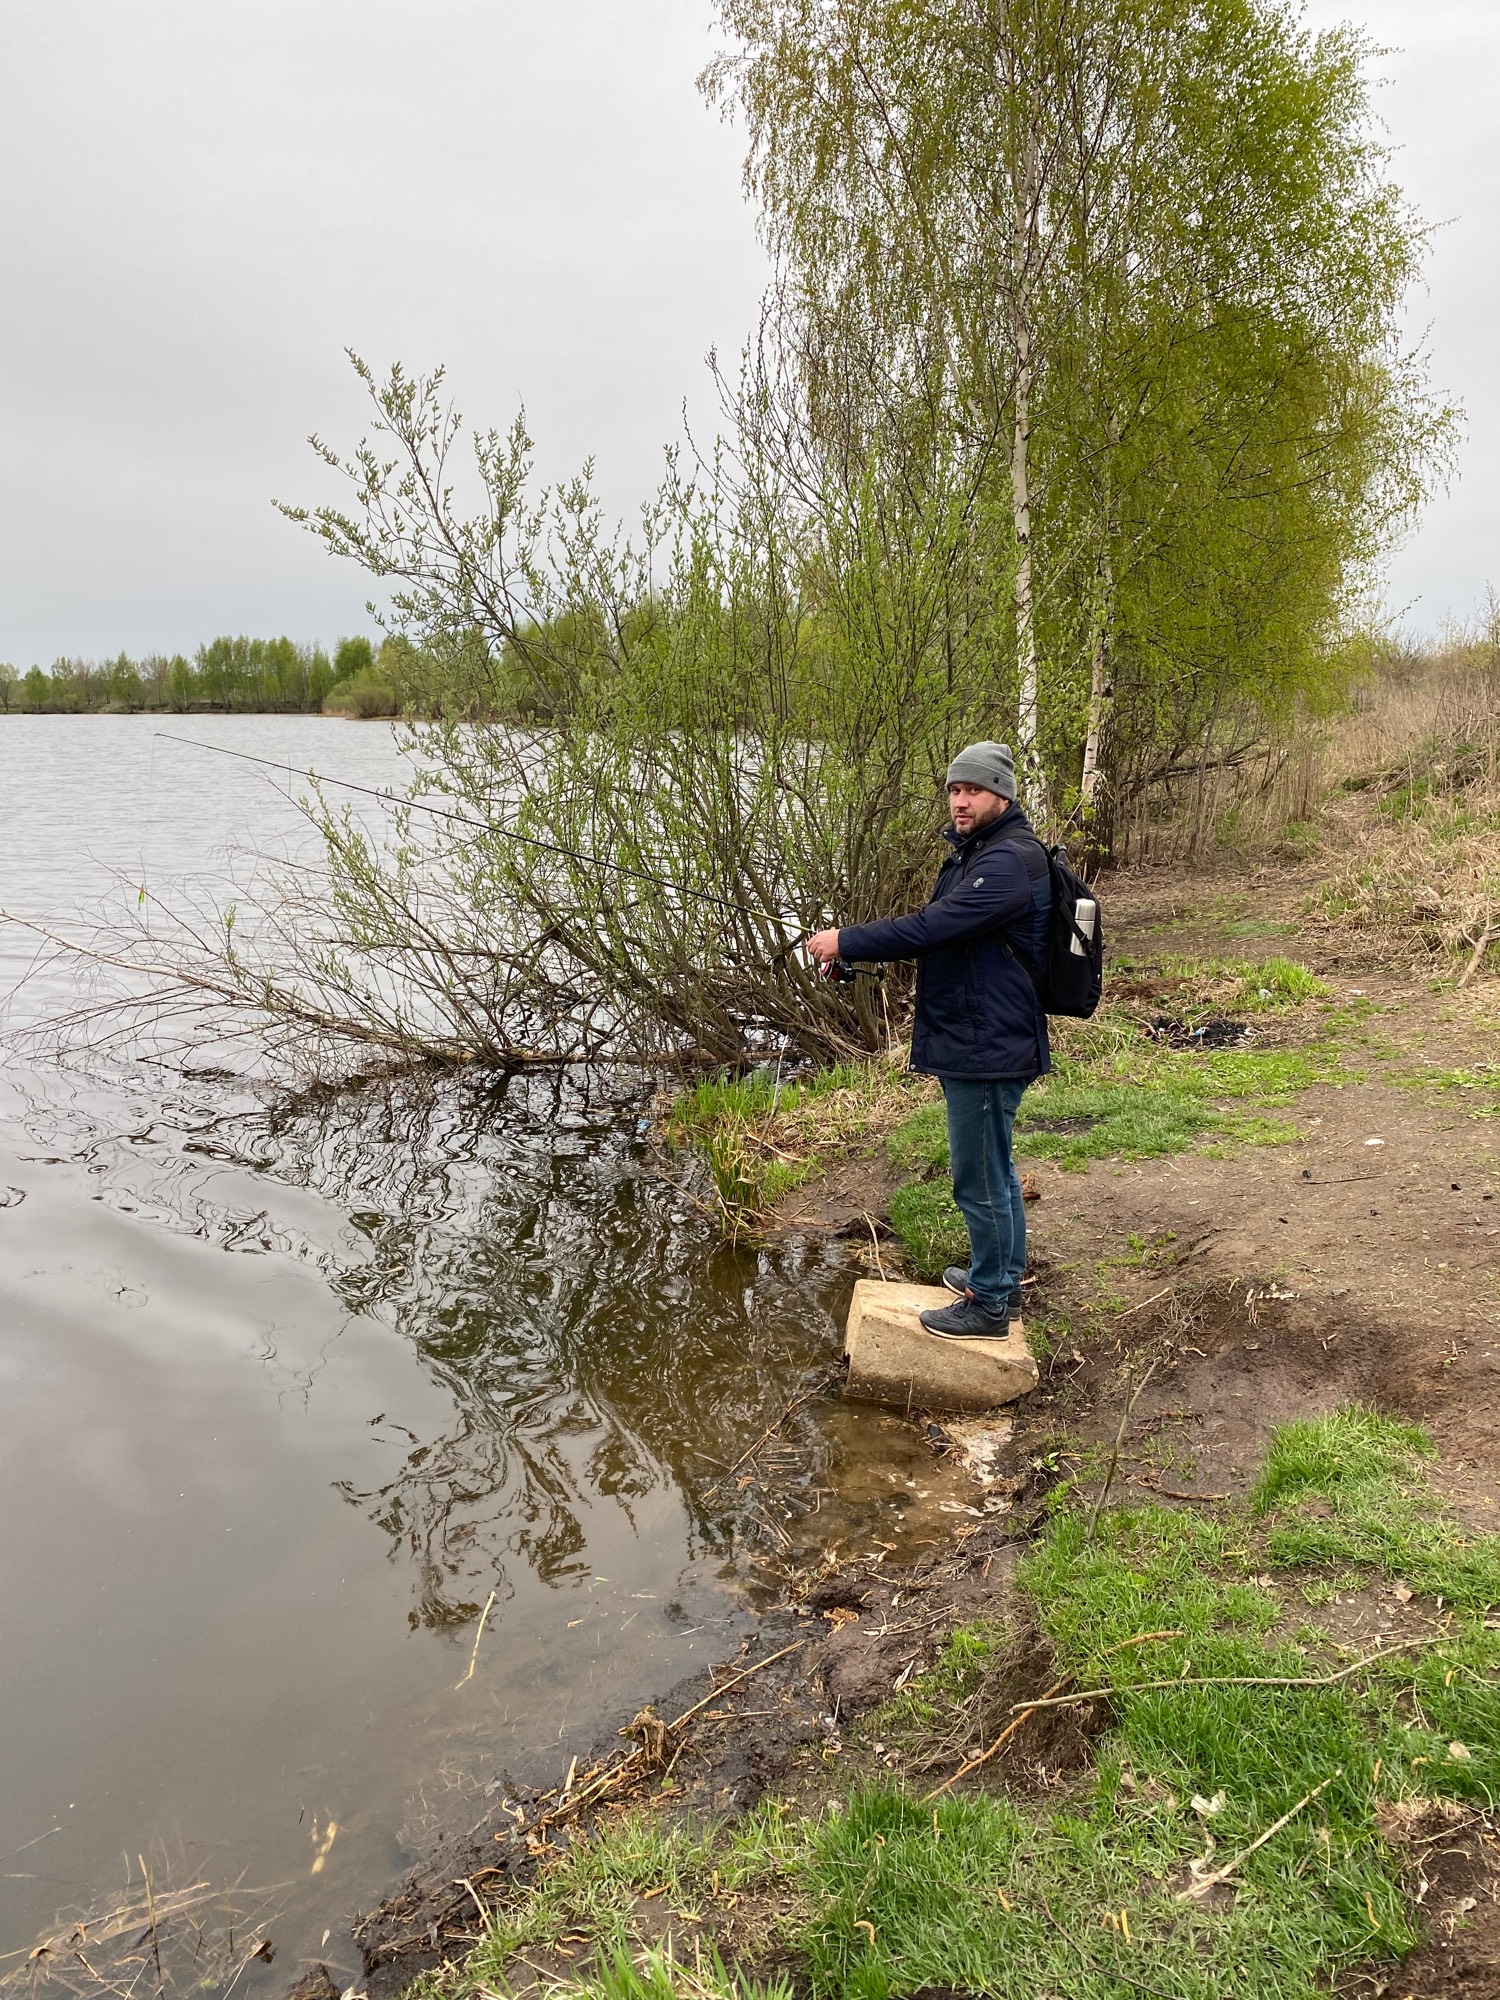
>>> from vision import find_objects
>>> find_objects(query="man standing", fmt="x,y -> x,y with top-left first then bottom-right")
805,742 -> 1050,1339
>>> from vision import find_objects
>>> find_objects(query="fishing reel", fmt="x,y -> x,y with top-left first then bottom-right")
818,957 -> 886,984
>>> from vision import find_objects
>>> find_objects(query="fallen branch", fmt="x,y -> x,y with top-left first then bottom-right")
925,1629 -> 1184,1800
1086,1358 -> 1159,1544
666,1639 -> 806,1731
1458,914 -> 1499,990
1009,1635 -> 1451,1715
455,1588 -> 498,1688
0,909 -> 482,1064
0,878 -> 616,1072
923,1672 -> 1071,1798
862,1212 -> 889,1282
1178,1769 -> 1340,1901
1113,1288 -> 1173,1322
1130,1478 -> 1230,1503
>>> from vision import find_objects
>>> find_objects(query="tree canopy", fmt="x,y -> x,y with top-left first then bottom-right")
121,0 -> 1454,1072
707,0 -> 1454,833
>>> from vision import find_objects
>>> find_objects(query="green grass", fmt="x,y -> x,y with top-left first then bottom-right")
1398,1061 -> 1500,1119
1137,897 -> 1302,941
1204,894 -> 1304,940
885,1098 -> 949,1174
414,1804 -> 807,2000
1237,956 -> 1329,1008
1017,1038 -> 1333,1170
1142,951 -> 1329,1009
445,1815 -> 723,1967
668,1062 -> 889,1223
1104,1229 -> 1179,1270
538,1946 -> 793,2000
885,1023 -> 1339,1188
792,1771 -> 1410,2000
881,1003 -> 1340,1271
885,1179 -> 968,1280
1254,1405 -> 1500,1618
805,1411 -> 1495,1999
428,1409 -> 1499,2000
669,1063 -> 867,1135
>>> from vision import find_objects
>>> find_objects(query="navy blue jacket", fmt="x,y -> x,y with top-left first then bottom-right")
838,806 -> 1051,1081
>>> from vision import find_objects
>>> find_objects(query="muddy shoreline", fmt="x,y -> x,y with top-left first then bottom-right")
339,1481 -> 1049,2000
331,1252 -> 1500,2000
304,860 -> 1500,2000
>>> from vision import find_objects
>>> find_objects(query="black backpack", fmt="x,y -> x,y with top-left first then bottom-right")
1017,839 -> 1105,1018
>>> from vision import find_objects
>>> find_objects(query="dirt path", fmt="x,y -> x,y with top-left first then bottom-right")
1019,875 -> 1499,1504
798,869 -> 1500,1993
788,865 -> 1500,1521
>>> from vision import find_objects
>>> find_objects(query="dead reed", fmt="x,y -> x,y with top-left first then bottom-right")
1120,625 -> 1500,982
1,1852 -> 285,2000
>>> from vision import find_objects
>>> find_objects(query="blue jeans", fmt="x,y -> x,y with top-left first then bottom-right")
941,1077 -> 1029,1315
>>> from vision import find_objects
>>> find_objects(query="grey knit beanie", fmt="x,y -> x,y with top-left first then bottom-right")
945,741 -> 1017,801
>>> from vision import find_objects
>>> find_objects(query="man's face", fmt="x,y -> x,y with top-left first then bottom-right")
947,782 -> 1007,837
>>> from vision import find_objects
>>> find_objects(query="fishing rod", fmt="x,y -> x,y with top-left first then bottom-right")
152,731 -> 885,980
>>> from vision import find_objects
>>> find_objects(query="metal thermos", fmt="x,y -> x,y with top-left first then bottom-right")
1071,898 -> 1097,955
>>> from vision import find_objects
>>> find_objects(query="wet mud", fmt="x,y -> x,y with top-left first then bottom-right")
333,1258 -> 1500,2000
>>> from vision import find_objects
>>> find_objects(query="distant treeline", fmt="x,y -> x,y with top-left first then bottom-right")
0,635 -> 385,715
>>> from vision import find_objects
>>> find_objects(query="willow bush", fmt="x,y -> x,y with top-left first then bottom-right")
275,358 -> 1009,1066
102,0 -> 1450,1073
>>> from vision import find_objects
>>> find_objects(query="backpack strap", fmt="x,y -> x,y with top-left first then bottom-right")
991,833 -> 1050,981
1016,832 -> 1051,897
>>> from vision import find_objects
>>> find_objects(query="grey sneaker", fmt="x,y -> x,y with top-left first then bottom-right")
919,1296 -> 1012,1340
943,1267 -> 1022,1321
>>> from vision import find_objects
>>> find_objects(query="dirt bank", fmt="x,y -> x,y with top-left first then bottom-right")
314,859 -> 1500,2000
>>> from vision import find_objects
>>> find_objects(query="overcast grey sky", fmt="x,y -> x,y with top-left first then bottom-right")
0,0 -> 1493,665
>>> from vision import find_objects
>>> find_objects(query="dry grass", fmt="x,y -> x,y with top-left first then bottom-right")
1309,638 -> 1500,976
0,1852 -> 285,2000
1124,625 -> 1500,982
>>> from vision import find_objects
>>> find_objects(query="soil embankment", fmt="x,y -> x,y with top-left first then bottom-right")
331,857 -> 1500,2000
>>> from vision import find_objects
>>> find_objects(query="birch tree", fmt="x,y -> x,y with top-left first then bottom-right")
707,0 -> 1452,829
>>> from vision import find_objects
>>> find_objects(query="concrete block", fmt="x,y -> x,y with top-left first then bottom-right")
843,1279 -> 1039,1413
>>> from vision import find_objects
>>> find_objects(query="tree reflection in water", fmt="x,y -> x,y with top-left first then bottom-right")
252,1068 -> 851,1627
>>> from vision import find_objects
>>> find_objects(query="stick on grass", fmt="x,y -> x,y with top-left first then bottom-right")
1087,1357 -> 1159,1544
1009,1635 -> 1450,1714
1178,1770 -> 1341,1900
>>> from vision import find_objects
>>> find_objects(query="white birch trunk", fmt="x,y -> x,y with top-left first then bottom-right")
1081,419 -> 1121,815
1081,546 -> 1114,811
1012,316 -> 1039,787
1007,120 -> 1047,822
1080,614 -> 1109,810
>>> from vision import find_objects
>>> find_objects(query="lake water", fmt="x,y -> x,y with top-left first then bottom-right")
0,718 -> 949,1990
